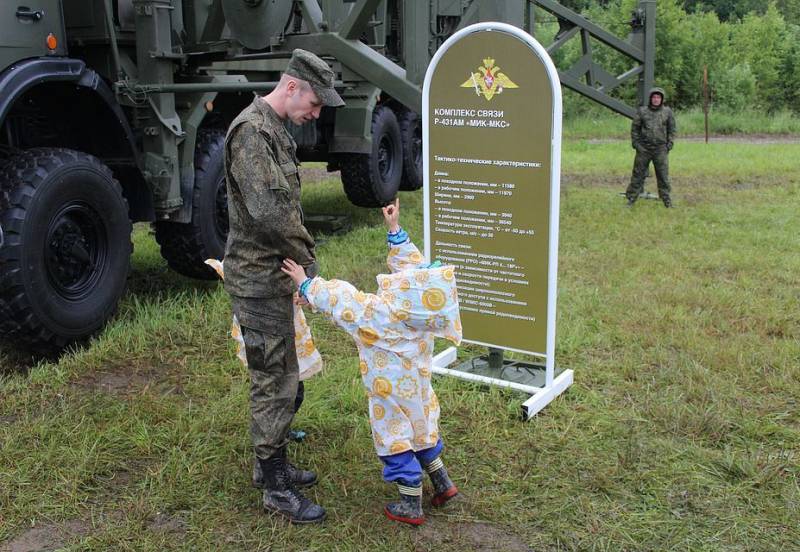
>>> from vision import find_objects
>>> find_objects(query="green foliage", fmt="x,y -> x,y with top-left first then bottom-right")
729,3 -> 790,110
563,107 -> 800,137
713,63 -> 758,111
650,0 -> 690,103
781,25 -> 800,108
539,0 -> 800,113
675,11 -> 730,106
684,0 -> 800,24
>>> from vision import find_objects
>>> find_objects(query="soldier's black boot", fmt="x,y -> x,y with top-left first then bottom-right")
663,198 -> 672,208
259,452 -> 326,524
384,482 -> 424,526
254,456 -> 317,488
423,456 -> 459,507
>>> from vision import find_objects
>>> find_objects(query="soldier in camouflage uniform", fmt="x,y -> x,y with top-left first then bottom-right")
626,87 -> 677,208
224,49 -> 344,524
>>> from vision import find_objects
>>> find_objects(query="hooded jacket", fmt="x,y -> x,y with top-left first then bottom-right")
631,87 -> 677,151
304,240 -> 462,457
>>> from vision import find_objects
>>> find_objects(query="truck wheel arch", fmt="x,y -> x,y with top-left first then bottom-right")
0,58 -> 151,221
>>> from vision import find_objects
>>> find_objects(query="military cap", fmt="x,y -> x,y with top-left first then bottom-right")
285,49 -> 345,107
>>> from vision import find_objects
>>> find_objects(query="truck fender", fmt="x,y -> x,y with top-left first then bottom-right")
1,58 -> 133,159
0,58 -> 150,220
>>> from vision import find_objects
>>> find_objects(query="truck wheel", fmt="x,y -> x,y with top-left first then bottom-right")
398,109 -> 423,191
154,130 -> 228,280
340,105 -> 403,207
0,148 -> 132,352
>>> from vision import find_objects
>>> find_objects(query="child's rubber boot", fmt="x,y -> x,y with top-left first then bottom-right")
424,456 -> 459,507
384,483 -> 424,526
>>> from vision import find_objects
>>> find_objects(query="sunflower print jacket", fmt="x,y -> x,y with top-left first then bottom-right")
304,240 -> 462,457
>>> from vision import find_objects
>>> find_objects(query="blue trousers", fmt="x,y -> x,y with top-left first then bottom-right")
379,439 -> 443,486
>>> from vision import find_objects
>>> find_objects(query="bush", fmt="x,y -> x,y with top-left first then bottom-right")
713,64 -> 758,111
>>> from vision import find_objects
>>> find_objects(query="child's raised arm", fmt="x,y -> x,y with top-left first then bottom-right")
382,198 -> 400,233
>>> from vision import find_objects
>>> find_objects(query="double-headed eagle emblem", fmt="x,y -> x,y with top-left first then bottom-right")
461,57 -> 519,100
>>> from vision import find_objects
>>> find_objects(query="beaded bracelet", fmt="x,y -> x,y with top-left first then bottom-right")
387,227 -> 409,245
299,277 -> 313,299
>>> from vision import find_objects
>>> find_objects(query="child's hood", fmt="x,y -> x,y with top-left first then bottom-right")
375,266 -> 462,345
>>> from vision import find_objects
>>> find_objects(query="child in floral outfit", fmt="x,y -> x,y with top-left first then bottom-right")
281,199 -> 461,525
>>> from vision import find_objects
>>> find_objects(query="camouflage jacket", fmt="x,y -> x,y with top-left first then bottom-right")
223,97 -> 316,298
631,103 -> 676,151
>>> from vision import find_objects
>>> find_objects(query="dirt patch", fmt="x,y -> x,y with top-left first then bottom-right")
562,174 -> 621,188
93,460 -> 149,493
413,519 -> 532,552
147,511 -> 189,535
74,362 -> 184,397
682,134 -> 800,144
0,347 -> 39,375
562,174 -> 785,194
0,520 -> 91,552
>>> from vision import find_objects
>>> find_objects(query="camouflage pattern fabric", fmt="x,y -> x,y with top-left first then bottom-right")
626,147 -> 671,202
627,87 -> 676,203
224,96 -> 318,460
223,97 -> 317,299
232,294 -> 299,460
284,49 -> 345,107
203,258 -> 323,381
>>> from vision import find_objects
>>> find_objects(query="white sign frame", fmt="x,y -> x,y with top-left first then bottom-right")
422,22 -> 573,419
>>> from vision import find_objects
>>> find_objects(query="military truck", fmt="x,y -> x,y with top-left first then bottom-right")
0,0 -> 655,351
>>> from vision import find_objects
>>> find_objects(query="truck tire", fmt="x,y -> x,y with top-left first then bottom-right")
0,148 -> 132,352
398,109 -> 423,191
154,129 -> 228,280
340,105 -> 403,207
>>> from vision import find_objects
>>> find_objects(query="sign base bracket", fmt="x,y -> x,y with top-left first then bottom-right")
431,347 -> 573,420
617,191 -> 660,200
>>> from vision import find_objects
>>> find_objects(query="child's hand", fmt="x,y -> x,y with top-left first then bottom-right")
293,292 -> 309,307
382,198 -> 400,233
281,258 -> 308,287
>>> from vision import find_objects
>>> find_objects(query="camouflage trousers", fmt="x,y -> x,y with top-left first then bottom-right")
231,294 -> 298,461
626,147 -> 671,202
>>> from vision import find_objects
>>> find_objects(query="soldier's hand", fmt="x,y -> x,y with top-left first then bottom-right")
281,258 -> 308,287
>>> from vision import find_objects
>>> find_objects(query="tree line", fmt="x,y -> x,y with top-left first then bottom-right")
545,0 -> 800,113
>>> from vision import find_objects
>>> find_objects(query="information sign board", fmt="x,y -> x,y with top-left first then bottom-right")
424,23 -> 560,358
424,23 -> 572,419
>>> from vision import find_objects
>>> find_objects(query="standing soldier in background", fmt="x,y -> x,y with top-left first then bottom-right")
626,87 -> 677,208
223,49 -> 344,524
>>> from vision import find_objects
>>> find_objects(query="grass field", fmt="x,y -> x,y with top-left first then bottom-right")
562,108 -> 800,139
1,136 -> 799,551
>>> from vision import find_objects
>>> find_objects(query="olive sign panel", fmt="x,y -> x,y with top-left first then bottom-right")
424,23 -> 561,358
